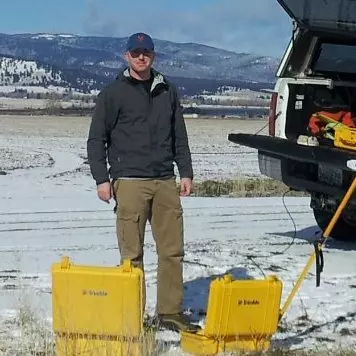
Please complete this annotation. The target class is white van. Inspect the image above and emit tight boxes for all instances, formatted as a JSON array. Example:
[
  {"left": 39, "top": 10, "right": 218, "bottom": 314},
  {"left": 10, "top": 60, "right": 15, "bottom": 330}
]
[{"left": 229, "top": 0, "right": 356, "bottom": 240}]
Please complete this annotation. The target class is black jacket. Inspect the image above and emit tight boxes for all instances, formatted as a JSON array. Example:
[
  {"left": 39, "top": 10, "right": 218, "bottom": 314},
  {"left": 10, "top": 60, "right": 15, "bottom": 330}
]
[{"left": 87, "top": 68, "right": 193, "bottom": 185}]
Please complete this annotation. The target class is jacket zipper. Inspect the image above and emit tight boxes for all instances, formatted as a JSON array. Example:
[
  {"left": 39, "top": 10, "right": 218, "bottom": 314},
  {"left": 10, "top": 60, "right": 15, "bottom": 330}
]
[{"left": 139, "top": 83, "right": 158, "bottom": 175}]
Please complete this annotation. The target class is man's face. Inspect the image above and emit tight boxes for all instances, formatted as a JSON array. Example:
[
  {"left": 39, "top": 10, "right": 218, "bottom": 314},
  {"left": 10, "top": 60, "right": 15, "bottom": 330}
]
[{"left": 125, "top": 49, "right": 155, "bottom": 73}]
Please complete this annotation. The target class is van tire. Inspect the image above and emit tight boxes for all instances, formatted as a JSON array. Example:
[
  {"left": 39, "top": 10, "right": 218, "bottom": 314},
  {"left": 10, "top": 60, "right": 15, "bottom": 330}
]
[{"left": 313, "top": 208, "right": 356, "bottom": 241}]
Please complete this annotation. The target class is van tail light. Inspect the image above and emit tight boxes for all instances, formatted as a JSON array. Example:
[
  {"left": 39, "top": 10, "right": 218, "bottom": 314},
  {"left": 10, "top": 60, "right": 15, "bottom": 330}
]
[{"left": 268, "top": 92, "right": 278, "bottom": 136}]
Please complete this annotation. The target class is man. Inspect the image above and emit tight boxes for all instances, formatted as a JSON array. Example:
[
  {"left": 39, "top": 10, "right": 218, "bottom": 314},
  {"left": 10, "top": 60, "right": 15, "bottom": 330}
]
[{"left": 87, "top": 32, "right": 199, "bottom": 332}]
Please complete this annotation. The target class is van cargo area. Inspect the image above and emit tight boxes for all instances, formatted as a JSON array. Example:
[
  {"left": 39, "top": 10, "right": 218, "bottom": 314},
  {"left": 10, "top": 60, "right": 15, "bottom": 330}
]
[{"left": 285, "top": 84, "right": 356, "bottom": 141}]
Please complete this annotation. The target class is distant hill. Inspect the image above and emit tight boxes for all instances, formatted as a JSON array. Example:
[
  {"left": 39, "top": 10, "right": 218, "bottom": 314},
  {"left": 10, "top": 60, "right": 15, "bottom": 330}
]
[{"left": 0, "top": 33, "right": 278, "bottom": 95}]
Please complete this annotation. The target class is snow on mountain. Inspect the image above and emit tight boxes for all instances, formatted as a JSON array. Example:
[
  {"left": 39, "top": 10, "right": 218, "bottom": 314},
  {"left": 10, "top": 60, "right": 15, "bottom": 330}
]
[
  {"left": 0, "top": 33, "right": 279, "bottom": 95},
  {"left": 31, "top": 33, "right": 75, "bottom": 40},
  {"left": 0, "top": 56, "right": 62, "bottom": 86}
]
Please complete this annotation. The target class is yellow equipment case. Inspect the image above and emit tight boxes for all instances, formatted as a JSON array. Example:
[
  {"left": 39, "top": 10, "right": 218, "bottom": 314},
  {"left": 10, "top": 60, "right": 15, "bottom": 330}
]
[
  {"left": 52, "top": 257, "right": 144, "bottom": 356},
  {"left": 334, "top": 126, "right": 356, "bottom": 151},
  {"left": 182, "top": 166, "right": 356, "bottom": 355},
  {"left": 181, "top": 274, "right": 283, "bottom": 355}
]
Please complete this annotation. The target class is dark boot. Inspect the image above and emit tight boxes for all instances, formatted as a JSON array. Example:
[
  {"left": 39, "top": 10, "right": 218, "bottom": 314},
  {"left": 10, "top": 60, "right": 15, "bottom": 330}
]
[{"left": 157, "top": 313, "right": 201, "bottom": 332}]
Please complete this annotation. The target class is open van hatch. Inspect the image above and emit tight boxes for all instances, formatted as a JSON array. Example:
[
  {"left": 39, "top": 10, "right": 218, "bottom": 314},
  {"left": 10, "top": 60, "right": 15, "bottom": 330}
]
[{"left": 278, "top": 0, "right": 356, "bottom": 35}]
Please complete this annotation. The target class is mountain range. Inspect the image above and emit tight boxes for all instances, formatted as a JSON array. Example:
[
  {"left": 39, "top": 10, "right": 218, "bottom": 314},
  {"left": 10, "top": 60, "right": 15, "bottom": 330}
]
[{"left": 0, "top": 33, "right": 279, "bottom": 95}]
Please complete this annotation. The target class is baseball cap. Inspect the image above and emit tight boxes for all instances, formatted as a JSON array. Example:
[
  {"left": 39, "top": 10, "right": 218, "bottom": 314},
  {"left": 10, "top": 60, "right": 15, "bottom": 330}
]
[{"left": 126, "top": 32, "right": 154, "bottom": 52}]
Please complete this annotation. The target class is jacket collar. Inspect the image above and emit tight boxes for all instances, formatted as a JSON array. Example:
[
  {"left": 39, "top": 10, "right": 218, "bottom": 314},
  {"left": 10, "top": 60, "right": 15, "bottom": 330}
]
[{"left": 121, "top": 68, "right": 167, "bottom": 93}]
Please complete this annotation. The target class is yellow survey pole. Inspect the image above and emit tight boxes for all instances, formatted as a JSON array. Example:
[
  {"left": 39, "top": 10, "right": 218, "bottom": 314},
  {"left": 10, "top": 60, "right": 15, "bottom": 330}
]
[{"left": 279, "top": 176, "right": 356, "bottom": 320}]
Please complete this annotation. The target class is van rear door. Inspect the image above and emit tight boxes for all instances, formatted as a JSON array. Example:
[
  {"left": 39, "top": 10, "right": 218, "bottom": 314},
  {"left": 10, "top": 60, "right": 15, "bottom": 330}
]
[{"left": 278, "top": 0, "right": 356, "bottom": 34}]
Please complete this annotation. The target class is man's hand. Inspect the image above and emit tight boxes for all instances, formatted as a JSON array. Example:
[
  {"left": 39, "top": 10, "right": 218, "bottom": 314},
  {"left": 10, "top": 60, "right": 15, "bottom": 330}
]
[
  {"left": 180, "top": 178, "right": 192, "bottom": 196},
  {"left": 97, "top": 182, "right": 113, "bottom": 203}
]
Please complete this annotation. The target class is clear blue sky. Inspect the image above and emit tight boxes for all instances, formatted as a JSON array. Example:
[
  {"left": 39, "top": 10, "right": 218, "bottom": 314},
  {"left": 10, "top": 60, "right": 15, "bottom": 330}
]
[{"left": 0, "top": 0, "right": 292, "bottom": 56}]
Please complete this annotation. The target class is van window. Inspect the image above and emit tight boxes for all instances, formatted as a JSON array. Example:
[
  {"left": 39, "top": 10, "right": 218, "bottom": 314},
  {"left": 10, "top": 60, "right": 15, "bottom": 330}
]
[{"left": 312, "top": 42, "right": 356, "bottom": 74}]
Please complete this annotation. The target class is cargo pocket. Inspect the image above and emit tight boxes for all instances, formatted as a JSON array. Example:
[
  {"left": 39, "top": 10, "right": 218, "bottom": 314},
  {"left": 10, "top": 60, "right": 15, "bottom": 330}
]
[
  {"left": 117, "top": 211, "right": 142, "bottom": 258},
  {"left": 169, "top": 208, "right": 184, "bottom": 256}
]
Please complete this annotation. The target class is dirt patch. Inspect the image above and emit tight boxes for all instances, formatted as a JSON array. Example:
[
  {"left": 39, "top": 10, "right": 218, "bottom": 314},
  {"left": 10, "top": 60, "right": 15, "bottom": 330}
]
[
  {"left": 0, "top": 115, "right": 91, "bottom": 138},
  {"left": 0, "top": 114, "right": 267, "bottom": 138}
]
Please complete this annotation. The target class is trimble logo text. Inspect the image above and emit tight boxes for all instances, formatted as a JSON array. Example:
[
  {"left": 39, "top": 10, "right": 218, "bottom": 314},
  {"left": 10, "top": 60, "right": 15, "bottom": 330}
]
[
  {"left": 82, "top": 289, "right": 108, "bottom": 297},
  {"left": 237, "top": 299, "right": 260, "bottom": 306}
]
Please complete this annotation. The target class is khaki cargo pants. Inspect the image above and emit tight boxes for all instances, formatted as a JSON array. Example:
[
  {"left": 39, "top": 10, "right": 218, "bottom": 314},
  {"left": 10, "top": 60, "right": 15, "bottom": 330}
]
[{"left": 113, "top": 177, "right": 184, "bottom": 315}]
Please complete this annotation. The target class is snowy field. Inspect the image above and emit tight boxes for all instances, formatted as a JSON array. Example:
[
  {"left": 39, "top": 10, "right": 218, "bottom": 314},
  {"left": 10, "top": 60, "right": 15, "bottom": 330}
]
[{"left": 0, "top": 115, "right": 355, "bottom": 354}]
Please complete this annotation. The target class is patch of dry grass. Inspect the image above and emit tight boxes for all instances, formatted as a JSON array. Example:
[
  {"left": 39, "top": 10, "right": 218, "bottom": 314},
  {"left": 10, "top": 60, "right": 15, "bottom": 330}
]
[
  {"left": 191, "top": 178, "right": 308, "bottom": 198},
  {"left": 0, "top": 304, "right": 355, "bottom": 356},
  {"left": 0, "top": 304, "right": 55, "bottom": 355}
]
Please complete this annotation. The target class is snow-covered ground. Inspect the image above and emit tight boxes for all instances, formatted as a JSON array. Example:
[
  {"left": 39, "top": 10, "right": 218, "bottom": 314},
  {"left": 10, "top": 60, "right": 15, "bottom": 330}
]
[{"left": 0, "top": 115, "right": 355, "bottom": 354}]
